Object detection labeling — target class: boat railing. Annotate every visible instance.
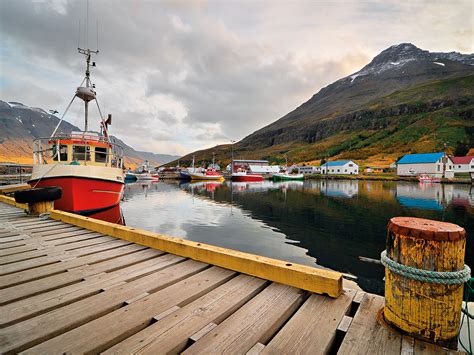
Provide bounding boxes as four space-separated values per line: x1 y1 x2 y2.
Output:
33 136 125 169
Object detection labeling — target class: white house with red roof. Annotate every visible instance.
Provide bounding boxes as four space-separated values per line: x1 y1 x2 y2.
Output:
450 156 474 173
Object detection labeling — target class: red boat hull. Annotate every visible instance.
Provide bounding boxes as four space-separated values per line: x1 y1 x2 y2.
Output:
30 177 124 215
231 174 264 182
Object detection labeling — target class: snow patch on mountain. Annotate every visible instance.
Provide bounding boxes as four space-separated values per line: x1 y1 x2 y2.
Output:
433 62 445 67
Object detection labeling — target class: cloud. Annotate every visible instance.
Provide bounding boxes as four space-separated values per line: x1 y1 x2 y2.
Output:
0 0 472 155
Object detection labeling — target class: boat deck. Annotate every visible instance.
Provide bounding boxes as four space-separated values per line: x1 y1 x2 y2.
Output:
0 202 463 354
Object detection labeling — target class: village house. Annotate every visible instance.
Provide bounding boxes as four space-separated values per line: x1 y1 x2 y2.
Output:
297 166 321 175
450 156 474 173
396 152 454 178
321 160 359 175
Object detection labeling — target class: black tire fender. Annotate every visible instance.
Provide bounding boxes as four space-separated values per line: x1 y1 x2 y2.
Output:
14 187 63 204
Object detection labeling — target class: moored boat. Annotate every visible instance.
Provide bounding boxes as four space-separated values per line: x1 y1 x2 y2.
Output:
272 172 304 181
29 48 125 218
231 171 264 182
418 174 441 183
190 168 224 181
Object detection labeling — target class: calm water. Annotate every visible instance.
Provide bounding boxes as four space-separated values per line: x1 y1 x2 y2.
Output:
121 179 474 295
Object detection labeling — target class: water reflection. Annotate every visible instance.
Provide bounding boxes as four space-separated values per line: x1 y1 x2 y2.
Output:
121 180 473 295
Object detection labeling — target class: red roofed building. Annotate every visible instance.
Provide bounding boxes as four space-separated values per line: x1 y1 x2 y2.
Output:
450 156 474 173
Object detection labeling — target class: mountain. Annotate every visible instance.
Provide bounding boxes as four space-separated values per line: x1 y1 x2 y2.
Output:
173 43 474 167
0 100 179 167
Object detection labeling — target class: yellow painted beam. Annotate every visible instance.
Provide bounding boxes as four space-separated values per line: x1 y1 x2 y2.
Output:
50 209 343 297
0 195 28 210
0 183 30 195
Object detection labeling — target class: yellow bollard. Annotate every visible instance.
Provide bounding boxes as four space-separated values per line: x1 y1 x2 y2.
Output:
383 217 467 349
28 200 54 215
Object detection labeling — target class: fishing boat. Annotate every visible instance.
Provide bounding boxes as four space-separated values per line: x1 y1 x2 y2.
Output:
272 172 304 181
29 47 125 217
418 174 441 183
231 170 264 182
125 171 138 182
189 168 224 181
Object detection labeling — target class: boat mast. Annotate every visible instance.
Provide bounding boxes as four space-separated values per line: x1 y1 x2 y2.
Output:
77 48 99 132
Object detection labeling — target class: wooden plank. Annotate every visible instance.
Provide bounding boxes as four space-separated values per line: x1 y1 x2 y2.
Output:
0 235 25 244
0 249 47 265
104 274 267 354
0 259 210 353
337 315 353 333
401 335 414 355
189 323 218 342
184 283 306 354
414 339 463 354
51 209 343 297
0 183 30 194
247 343 266 355
262 288 355 354
0 239 131 276
0 247 162 304
0 245 37 257
0 254 183 327
0 243 147 288
18 266 235 354
337 294 402 354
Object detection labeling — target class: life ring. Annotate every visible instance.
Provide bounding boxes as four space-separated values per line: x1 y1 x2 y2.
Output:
14 187 63 204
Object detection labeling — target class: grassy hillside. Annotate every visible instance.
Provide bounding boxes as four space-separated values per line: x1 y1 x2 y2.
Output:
172 75 474 168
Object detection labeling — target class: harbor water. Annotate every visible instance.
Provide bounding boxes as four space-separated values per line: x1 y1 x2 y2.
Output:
121 179 474 295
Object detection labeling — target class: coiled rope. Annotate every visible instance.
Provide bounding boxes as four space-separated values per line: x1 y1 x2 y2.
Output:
380 250 471 285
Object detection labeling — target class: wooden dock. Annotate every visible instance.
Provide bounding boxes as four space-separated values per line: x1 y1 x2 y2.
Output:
0 201 463 354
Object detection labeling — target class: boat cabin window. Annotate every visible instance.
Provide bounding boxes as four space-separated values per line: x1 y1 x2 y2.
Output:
95 147 108 163
72 145 91 161
52 144 68 161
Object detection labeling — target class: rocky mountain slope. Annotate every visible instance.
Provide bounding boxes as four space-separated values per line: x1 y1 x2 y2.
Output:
174 43 474 167
0 100 179 167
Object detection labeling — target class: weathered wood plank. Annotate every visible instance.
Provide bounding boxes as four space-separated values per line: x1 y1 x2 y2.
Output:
0 254 183 327
0 245 37 257
20 266 234 354
104 274 267 354
0 247 161 303
337 294 402 355
263 288 356 354
184 283 306 354
414 339 463 354
0 239 131 276
0 243 147 287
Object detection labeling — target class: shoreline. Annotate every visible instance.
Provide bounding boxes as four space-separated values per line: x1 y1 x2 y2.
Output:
277 174 472 184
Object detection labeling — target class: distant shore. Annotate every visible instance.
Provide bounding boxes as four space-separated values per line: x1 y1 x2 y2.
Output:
302 174 472 184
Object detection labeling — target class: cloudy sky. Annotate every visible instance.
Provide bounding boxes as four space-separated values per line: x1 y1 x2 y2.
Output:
0 0 472 156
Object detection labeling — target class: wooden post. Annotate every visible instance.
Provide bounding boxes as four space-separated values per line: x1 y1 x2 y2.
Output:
384 217 466 349
28 201 54 215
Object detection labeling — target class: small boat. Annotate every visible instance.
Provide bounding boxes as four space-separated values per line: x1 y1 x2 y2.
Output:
418 174 441 183
272 172 304 181
29 47 125 220
231 171 264 182
189 168 224 181
125 172 138 182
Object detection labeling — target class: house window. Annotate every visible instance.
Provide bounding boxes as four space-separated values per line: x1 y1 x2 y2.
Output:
337 169 340 173
95 147 108 163
344 169 347 172
72 145 91 161
52 144 68 161
349 164 353 167
437 165 440 172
